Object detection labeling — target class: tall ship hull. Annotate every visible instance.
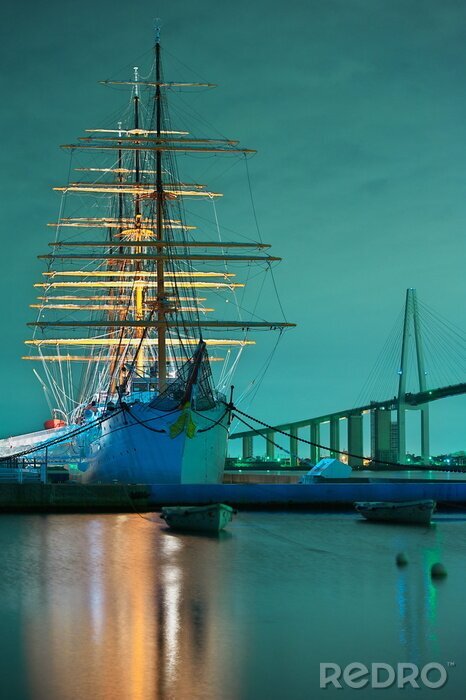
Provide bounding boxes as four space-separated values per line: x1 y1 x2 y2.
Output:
78 400 229 484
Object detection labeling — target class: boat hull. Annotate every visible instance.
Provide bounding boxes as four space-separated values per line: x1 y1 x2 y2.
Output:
77 401 229 484
354 500 436 525
160 503 236 532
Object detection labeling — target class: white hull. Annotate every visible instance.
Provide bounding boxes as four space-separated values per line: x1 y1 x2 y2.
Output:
77 401 229 484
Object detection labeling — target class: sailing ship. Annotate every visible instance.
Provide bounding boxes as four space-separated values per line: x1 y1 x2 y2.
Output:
4 30 294 483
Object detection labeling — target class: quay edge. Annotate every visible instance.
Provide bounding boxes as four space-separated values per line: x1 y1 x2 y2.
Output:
2 482 466 513
0 483 149 513
148 482 466 508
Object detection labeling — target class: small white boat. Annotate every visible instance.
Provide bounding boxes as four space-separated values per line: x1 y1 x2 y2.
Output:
354 499 436 525
160 503 236 533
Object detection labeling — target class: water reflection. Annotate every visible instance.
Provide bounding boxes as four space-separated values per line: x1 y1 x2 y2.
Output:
0 515 232 700
0 513 464 699
395 526 444 664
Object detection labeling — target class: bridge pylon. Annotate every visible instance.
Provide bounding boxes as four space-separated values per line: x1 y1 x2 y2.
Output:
396 288 430 464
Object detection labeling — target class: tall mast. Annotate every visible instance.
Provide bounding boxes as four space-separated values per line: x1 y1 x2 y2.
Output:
155 25 167 391
26 33 297 410
133 67 145 375
109 121 125 394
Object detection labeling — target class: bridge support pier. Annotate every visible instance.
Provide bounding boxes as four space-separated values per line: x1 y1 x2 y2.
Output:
242 435 253 460
266 430 275 460
289 425 298 467
329 417 340 458
373 408 392 465
396 403 406 465
420 405 430 465
347 414 363 467
310 423 320 464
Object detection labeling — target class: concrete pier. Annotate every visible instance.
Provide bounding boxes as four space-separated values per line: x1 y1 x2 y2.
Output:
0 483 149 512
347 414 363 467
372 408 392 463
329 417 340 457
149 481 466 508
310 423 320 464
289 425 298 467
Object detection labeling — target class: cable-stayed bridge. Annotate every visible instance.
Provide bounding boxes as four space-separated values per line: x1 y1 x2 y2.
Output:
230 289 466 467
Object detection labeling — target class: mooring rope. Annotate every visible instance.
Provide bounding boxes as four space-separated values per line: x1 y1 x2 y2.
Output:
231 406 465 473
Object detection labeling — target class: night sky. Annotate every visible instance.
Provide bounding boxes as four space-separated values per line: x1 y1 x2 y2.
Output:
1 0 465 455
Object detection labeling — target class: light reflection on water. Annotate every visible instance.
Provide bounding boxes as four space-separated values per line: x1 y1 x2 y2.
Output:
0 512 464 699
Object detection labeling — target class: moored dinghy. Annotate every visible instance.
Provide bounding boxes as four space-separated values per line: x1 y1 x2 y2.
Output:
354 500 436 525
160 503 236 533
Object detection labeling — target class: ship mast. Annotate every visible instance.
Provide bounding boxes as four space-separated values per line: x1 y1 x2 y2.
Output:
132 67 146 377
155 26 167 391
26 35 297 412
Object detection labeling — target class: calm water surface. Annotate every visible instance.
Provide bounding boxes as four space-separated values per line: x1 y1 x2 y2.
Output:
0 511 464 700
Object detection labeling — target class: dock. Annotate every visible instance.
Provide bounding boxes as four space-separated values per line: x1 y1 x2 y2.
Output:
148 481 466 509
1 472 466 513
0 483 149 512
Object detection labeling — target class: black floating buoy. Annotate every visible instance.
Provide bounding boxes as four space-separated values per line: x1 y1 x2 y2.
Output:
431 562 447 579
396 552 408 567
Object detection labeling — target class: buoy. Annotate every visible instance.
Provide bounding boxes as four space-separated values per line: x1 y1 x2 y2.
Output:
396 552 408 567
431 563 447 579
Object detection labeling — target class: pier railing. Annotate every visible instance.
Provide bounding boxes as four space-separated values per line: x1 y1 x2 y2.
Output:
0 457 47 483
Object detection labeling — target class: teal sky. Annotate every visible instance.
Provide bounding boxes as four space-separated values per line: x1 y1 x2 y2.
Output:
0 0 465 455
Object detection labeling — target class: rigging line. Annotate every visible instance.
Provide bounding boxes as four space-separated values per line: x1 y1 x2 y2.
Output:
67 355 74 409
218 347 244 393
32 369 53 415
218 348 231 387
235 330 283 408
88 347 111 402
210 195 242 321
119 309 157 395
244 331 283 405
168 89 230 140
268 262 287 323
243 154 262 244
34 153 75 343
182 206 262 244
56 345 69 414
250 267 268 320
104 276 139 406
162 46 215 93
244 151 287 322
38 353 69 417
37 350 66 412
54 151 74 246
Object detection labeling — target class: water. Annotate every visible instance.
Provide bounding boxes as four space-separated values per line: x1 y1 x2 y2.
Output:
0 511 464 699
